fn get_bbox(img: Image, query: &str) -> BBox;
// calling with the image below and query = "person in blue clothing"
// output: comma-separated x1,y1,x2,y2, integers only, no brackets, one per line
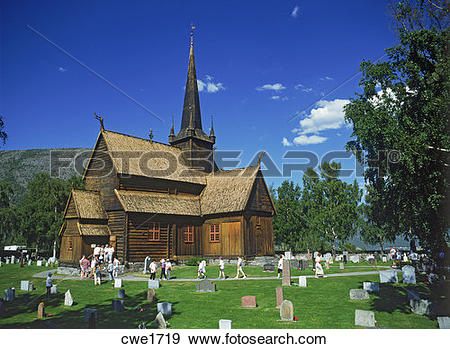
46,272,53,298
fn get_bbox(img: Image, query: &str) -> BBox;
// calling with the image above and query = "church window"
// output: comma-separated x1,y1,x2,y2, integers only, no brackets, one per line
209,224,220,242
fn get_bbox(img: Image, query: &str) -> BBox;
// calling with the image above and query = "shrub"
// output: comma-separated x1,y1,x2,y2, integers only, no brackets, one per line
186,257,203,266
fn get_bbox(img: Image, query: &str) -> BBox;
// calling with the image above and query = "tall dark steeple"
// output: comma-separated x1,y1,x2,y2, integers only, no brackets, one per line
169,26,215,173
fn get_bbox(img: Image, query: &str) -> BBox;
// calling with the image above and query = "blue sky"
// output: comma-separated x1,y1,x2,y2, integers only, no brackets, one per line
0,0,398,189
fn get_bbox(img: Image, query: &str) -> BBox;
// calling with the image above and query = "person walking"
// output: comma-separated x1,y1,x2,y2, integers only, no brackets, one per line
149,260,157,280
315,253,326,278
46,272,53,298
165,259,172,280
107,261,114,281
234,256,247,279
113,256,120,278
160,259,167,280
94,258,102,285
218,256,225,279
197,260,206,279
277,255,283,279
80,255,89,279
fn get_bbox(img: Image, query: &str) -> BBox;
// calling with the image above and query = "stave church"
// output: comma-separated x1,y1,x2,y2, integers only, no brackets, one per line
59,31,275,266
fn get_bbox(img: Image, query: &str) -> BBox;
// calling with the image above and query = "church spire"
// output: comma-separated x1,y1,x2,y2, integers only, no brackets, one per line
209,115,215,144
169,115,175,142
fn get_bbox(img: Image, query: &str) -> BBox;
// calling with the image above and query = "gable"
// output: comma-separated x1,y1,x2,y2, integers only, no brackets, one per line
245,172,275,214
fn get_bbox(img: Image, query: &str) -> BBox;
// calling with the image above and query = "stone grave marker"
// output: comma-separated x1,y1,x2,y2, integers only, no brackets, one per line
402,265,416,284
0,261,2,267
20,280,32,291
64,290,74,306
112,299,125,312
11,255,15,264
339,263,344,270
118,289,126,299
84,308,97,323
157,302,172,316
406,289,420,301
410,299,433,316
379,270,398,283
27,260,32,266
276,287,283,308
37,302,45,319
284,251,292,260
155,312,167,329
350,255,360,263
5,258,10,264
350,289,370,300
219,319,232,329
4,288,15,301
50,285,58,294
282,259,291,286
147,289,156,302
298,276,307,287
196,279,216,292
241,296,257,308
355,309,376,327
148,279,160,289
290,259,299,270
143,256,151,274
36,260,42,267
45,262,49,267
263,264,275,272
114,279,123,288
437,317,450,329
299,260,309,270
363,282,379,293
280,300,293,321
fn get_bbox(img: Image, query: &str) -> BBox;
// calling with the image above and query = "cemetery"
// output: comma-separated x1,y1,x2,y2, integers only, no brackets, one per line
0,261,447,329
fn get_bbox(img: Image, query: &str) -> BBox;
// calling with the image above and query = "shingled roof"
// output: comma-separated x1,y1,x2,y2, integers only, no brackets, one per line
114,189,201,216
71,189,107,220
100,130,207,185
77,222,110,236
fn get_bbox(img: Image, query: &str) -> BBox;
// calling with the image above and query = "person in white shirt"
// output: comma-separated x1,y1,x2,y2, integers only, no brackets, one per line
149,261,157,280
93,245,101,258
234,256,247,279
315,253,326,278
277,255,284,278
218,256,225,279
197,260,206,279
108,245,115,263
113,257,120,278
165,259,172,280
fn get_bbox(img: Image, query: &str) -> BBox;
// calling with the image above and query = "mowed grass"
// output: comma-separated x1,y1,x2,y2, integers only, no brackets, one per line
0,264,444,329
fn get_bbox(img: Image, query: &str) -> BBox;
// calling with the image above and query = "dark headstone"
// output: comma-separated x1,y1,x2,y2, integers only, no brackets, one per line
299,260,309,270
147,289,156,302
241,296,257,308
406,289,420,301
263,264,275,272
84,308,98,323
281,260,291,286
88,312,97,328
112,299,125,312
4,288,15,301
276,287,283,308
0,299,5,315
196,279,216,292
118,289,126,299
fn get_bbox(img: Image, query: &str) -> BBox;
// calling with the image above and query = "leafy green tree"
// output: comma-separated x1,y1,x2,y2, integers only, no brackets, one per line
344,20,449,256
0,115,6,145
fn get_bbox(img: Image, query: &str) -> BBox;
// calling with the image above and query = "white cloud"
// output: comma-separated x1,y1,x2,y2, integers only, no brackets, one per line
302,87,312,93
256,83,286,91
197,76,225,93
293,135,327,145
320,76,333,81
294,83,304,90
282,137,293,147
271,96,280,100
297,99,350,134
57,66,67,72
294,83,312,93
291,6,300,18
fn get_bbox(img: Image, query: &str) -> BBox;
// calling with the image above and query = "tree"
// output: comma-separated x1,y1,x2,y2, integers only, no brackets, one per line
344,20,449,256
302,162,362,256
0,115,7,145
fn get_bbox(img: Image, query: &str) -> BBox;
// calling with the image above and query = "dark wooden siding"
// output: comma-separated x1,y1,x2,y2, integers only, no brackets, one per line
107,210,126,261
119,175,204,195
176,224,202,256
246,176,274,214
200,216,244,257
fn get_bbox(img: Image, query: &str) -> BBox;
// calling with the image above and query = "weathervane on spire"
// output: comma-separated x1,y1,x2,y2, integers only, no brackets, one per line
190,23,196,46
94,112,104,130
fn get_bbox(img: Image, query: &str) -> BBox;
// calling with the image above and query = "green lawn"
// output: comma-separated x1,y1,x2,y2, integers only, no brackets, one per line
0,264,445,329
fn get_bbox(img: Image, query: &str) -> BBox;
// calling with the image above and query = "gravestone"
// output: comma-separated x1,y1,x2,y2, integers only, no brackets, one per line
143,256,151,274
350,289,370,300
50,285,58,294
4,288,15,301
263,264,275,272
335,255,343,262
282,260,291,286
147,289,156,302
45,262,49,267
0,261,2,267
355,309,376,327
406,289,420,301
11,255,15,264
20,280,32,291
118,289,126,299
290,259,299,270
148,280,160,289
36,260,42,266
350,255,360,263
112,299,125,312
437,317,450,329
410,299,433,316
298,276,307,287
402,265,416,284
157,302,172,316
219,319,232,329
379,270,398,283
280,300,294,321
37,302,45,319
114,279,123,288
28,260,32,266
363,282,379,293
299,260,309,270
84,308,97,323
284,251,292,260
241,296,257,308
196,279,216,292
276,287,283,308
155,312,167,329
5,258,9,264
64,290,74,306
339,263,344,270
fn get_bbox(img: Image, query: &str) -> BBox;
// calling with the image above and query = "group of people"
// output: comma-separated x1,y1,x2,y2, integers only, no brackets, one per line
277,254,327,279
149,259,173,280
79,244,120,286
197,256,247,279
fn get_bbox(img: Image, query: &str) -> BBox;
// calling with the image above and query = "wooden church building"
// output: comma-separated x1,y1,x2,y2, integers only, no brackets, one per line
59,32,275,265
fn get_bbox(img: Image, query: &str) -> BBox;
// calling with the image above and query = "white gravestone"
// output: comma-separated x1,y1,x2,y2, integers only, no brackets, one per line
363,282,379,293
64,290,74,306
157,302,172,316
148,279,160,289
36,260,42,267
437,317,450,329
114,279,123,288
219,319,232,329
402,265,416,284
280,300,294,321
349,255,360,263
349,289,370,300
355,309,376,327
379,270,398,283
50,285,58,294
298,276,307,287
20,281,32,291
284,251,292,260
